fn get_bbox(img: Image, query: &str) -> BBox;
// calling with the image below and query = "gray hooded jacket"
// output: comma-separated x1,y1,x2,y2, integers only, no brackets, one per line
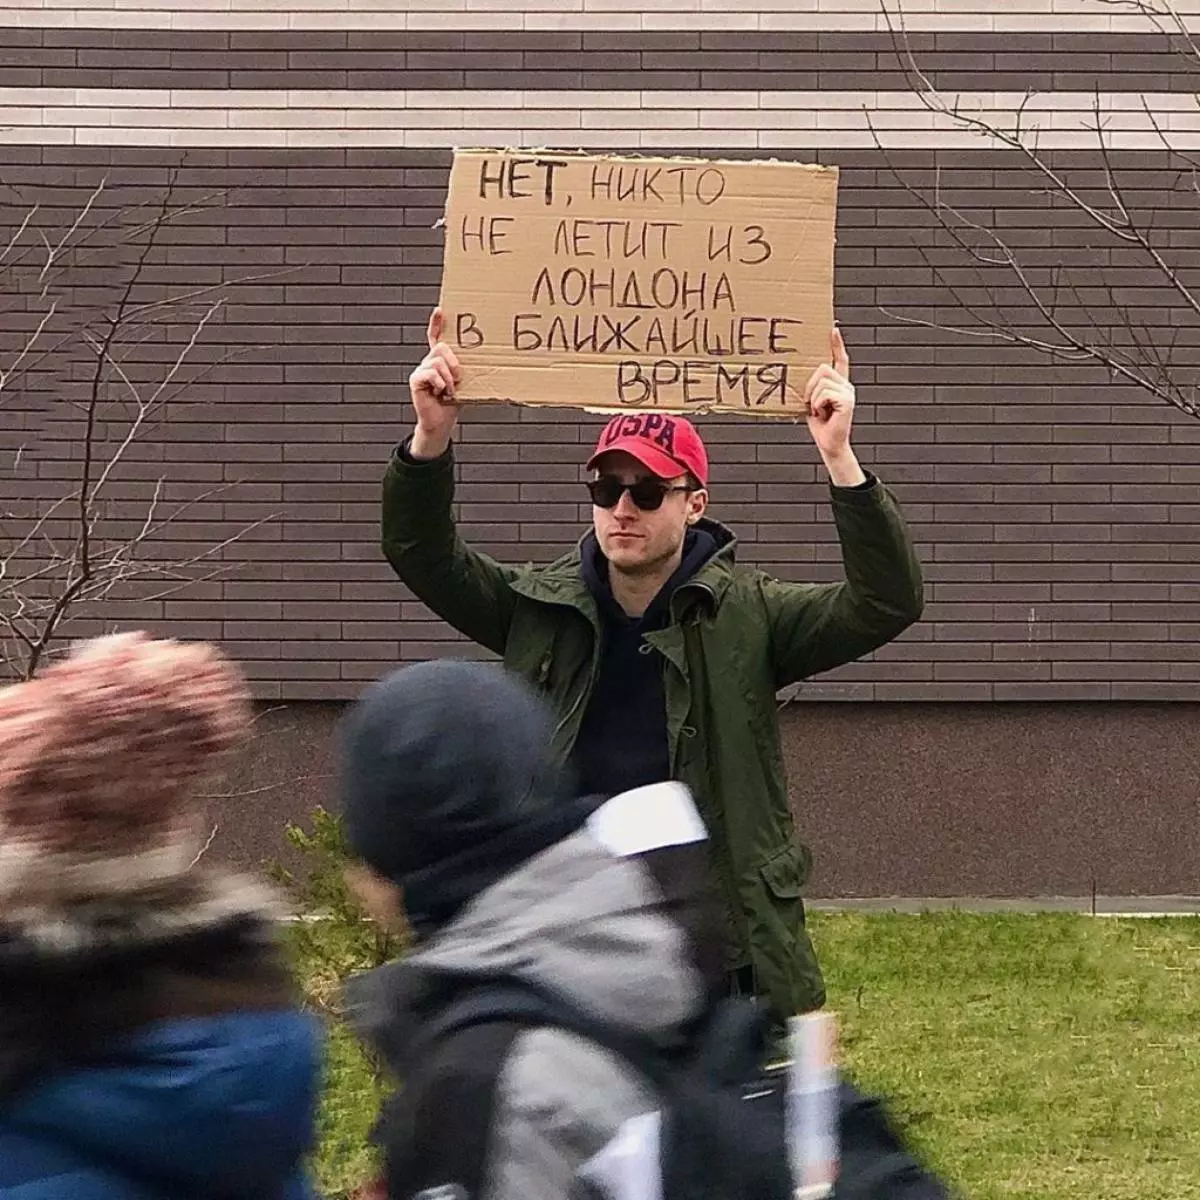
345,784,710,1200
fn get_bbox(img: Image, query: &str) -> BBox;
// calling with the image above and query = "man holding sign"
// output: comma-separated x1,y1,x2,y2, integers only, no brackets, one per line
380,303,923,1032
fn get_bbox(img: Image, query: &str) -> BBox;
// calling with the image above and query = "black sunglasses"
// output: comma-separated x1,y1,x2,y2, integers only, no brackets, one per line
587,475,693,511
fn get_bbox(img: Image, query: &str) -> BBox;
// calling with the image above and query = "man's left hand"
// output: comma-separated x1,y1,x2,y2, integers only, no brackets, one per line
804,326,866,487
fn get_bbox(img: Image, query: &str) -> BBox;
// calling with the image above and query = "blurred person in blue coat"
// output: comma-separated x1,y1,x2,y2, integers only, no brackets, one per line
0,632,322,1200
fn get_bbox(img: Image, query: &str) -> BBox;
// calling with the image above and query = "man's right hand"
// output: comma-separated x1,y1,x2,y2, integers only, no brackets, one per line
408,307,461,460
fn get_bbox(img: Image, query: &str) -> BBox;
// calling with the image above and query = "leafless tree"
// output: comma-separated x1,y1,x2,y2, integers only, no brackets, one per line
0,169,280,680
874,0,1200,420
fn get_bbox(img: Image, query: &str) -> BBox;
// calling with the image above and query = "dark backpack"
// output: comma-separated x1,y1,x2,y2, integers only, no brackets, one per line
422,977,953,1200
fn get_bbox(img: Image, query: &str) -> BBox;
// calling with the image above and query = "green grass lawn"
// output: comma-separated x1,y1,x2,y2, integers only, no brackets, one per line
299,912,1200,1199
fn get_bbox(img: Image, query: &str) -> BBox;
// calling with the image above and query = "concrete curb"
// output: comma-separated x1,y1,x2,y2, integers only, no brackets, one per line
807,896,1200,917
286,899,1200,921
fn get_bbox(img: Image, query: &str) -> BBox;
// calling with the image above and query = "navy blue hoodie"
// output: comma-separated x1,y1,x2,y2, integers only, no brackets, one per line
573,526,721,799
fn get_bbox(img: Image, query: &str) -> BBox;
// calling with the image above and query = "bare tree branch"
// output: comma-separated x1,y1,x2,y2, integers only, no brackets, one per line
1097,0,1200,65
188,824,221,870
198,775,334,802
875,0,1200,421
0,167,286,680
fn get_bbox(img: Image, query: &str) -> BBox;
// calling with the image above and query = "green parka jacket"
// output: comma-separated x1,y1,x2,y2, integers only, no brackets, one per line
381,444,924,1026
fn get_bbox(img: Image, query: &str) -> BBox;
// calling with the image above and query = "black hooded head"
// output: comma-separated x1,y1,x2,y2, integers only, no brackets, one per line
340,659,598,939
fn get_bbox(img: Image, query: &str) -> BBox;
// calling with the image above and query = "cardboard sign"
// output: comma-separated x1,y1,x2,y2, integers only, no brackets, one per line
437,149,839,419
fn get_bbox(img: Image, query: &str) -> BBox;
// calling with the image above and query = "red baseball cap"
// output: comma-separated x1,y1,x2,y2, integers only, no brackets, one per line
586,413,709,487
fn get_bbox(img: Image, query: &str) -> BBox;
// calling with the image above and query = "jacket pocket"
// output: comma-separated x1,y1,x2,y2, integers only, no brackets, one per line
758,838,812,899
502,619,555,690
754,838,825,1020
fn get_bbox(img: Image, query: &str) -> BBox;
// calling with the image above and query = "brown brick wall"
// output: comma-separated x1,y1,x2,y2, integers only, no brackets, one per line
4,143,1198,702
1,30,1197,92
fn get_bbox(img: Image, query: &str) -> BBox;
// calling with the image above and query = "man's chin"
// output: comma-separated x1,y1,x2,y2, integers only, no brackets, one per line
604,542,652,568
606,545,670,577
604,547,647,571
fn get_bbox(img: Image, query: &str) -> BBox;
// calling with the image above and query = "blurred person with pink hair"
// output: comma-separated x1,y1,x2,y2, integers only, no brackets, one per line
0,632,323,1200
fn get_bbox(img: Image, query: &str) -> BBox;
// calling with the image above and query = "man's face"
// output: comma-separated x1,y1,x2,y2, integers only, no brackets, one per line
590,450,708,576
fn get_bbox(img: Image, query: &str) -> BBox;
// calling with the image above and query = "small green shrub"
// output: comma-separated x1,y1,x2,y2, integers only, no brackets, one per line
270,807,408,1198
270,806,409,1013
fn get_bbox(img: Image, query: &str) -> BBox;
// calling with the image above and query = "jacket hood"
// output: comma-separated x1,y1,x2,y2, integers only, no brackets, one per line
340,659,598,938
580,524,725,626
688,515,737,557
344,817,706,1069
1,1009,321,1196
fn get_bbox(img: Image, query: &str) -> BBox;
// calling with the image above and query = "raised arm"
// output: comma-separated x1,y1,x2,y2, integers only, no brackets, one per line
765,325,924,687
764,479,924,687
381,309,519,655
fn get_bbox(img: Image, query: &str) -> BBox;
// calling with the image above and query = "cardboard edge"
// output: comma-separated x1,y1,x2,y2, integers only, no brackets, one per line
446,145,840,179
452,395,811,423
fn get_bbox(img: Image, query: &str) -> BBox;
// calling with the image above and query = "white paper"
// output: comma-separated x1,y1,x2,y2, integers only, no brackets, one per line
787,1012,840,1198
586,782,708,859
